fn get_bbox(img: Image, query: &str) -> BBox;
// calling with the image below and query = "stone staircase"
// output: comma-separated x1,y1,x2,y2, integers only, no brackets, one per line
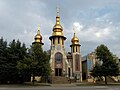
51,76,70,84
96,76,118,84
107,76,118,82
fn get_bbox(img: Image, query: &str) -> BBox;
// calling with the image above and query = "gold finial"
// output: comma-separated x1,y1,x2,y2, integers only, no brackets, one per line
73,27,77,39
37,24,40,34
38,24,40,30
56,6,60,16
74,32,76,37
55,6,60,25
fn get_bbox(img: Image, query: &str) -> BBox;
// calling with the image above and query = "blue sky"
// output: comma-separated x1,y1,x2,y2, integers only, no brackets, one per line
0,0,120,57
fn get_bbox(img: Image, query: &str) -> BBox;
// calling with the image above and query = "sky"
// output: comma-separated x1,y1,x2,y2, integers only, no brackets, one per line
0,0,120,58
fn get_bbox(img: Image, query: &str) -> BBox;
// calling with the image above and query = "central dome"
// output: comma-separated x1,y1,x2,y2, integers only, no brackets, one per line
52,16,63,36
53,24,63,30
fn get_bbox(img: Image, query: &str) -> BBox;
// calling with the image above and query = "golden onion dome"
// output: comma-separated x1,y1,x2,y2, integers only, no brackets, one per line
53,16,63,30
52,7,63,36
52,16,63,36
71,33,79,44
32,25,44,46
35,30,42,40
53,16,64,36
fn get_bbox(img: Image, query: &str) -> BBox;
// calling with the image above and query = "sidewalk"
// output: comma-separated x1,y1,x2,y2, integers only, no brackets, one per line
51,83,76,87
0,82,120,87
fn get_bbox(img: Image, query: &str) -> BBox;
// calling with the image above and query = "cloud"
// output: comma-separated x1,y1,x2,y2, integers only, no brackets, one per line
94,27,110,38
73,22,83,32
67,20,120,57
0,0,120,58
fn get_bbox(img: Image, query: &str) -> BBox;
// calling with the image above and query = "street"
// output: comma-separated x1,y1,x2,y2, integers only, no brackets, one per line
0,86,120,90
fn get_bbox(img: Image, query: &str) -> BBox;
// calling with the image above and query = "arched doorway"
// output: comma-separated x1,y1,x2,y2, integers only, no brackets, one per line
55,52,63,76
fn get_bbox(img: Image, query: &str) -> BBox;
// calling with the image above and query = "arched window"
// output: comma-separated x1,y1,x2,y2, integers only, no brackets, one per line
55,53,62,63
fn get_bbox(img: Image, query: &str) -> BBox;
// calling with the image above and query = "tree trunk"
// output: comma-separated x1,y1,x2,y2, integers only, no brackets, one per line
105,76,107,85
32,74,35,85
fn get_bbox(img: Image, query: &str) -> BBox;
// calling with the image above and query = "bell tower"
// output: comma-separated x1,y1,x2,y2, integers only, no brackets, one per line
49,7,66,46
71,32,80,53
49,7,69,77
70,32,82,82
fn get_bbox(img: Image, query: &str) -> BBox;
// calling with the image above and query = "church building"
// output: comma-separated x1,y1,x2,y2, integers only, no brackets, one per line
33,8,82,83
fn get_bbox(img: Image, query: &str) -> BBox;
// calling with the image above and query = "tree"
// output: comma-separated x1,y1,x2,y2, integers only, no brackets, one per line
7,40,28,83
0,37,8,83
91,44,120,84
17,44,51,85
91,62,102,78
0,38,27,83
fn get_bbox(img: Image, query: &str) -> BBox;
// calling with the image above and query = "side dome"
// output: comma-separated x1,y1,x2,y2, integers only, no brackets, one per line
34,30,42,40
71,33,79,44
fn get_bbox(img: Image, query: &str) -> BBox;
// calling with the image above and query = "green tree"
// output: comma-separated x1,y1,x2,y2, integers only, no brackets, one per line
0,37,8,83
91,44,119,84
7,40,27,83
17,44,51,85
91,62,102,78
0,38,27,83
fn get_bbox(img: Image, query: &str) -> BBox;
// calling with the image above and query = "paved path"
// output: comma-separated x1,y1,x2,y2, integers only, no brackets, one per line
0,86,120,90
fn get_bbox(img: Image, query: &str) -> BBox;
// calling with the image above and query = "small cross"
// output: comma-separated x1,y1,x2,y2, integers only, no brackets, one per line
56,6,60,16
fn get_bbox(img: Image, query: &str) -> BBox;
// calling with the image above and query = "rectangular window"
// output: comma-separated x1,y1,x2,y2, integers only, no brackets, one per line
53,38,55,44
76,54,79,71
73,47,74,53
62,40,64,45
76,46,77,52
58,37,60,44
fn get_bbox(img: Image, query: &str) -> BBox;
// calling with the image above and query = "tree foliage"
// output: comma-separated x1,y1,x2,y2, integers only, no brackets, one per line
91,44,120,84
0,37,8,83
17,44,51,85
0,37,50,84
0,37,27,83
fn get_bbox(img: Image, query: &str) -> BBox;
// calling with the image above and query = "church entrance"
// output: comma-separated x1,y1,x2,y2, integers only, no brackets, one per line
55,68,62,76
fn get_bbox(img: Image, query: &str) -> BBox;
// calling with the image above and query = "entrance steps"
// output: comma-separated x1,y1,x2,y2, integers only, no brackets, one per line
107,76,117,82
96,76,118,84
51,76,70,84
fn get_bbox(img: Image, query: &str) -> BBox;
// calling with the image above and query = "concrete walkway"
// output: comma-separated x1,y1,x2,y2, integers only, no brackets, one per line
51,83,76,87
0,82,120,87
